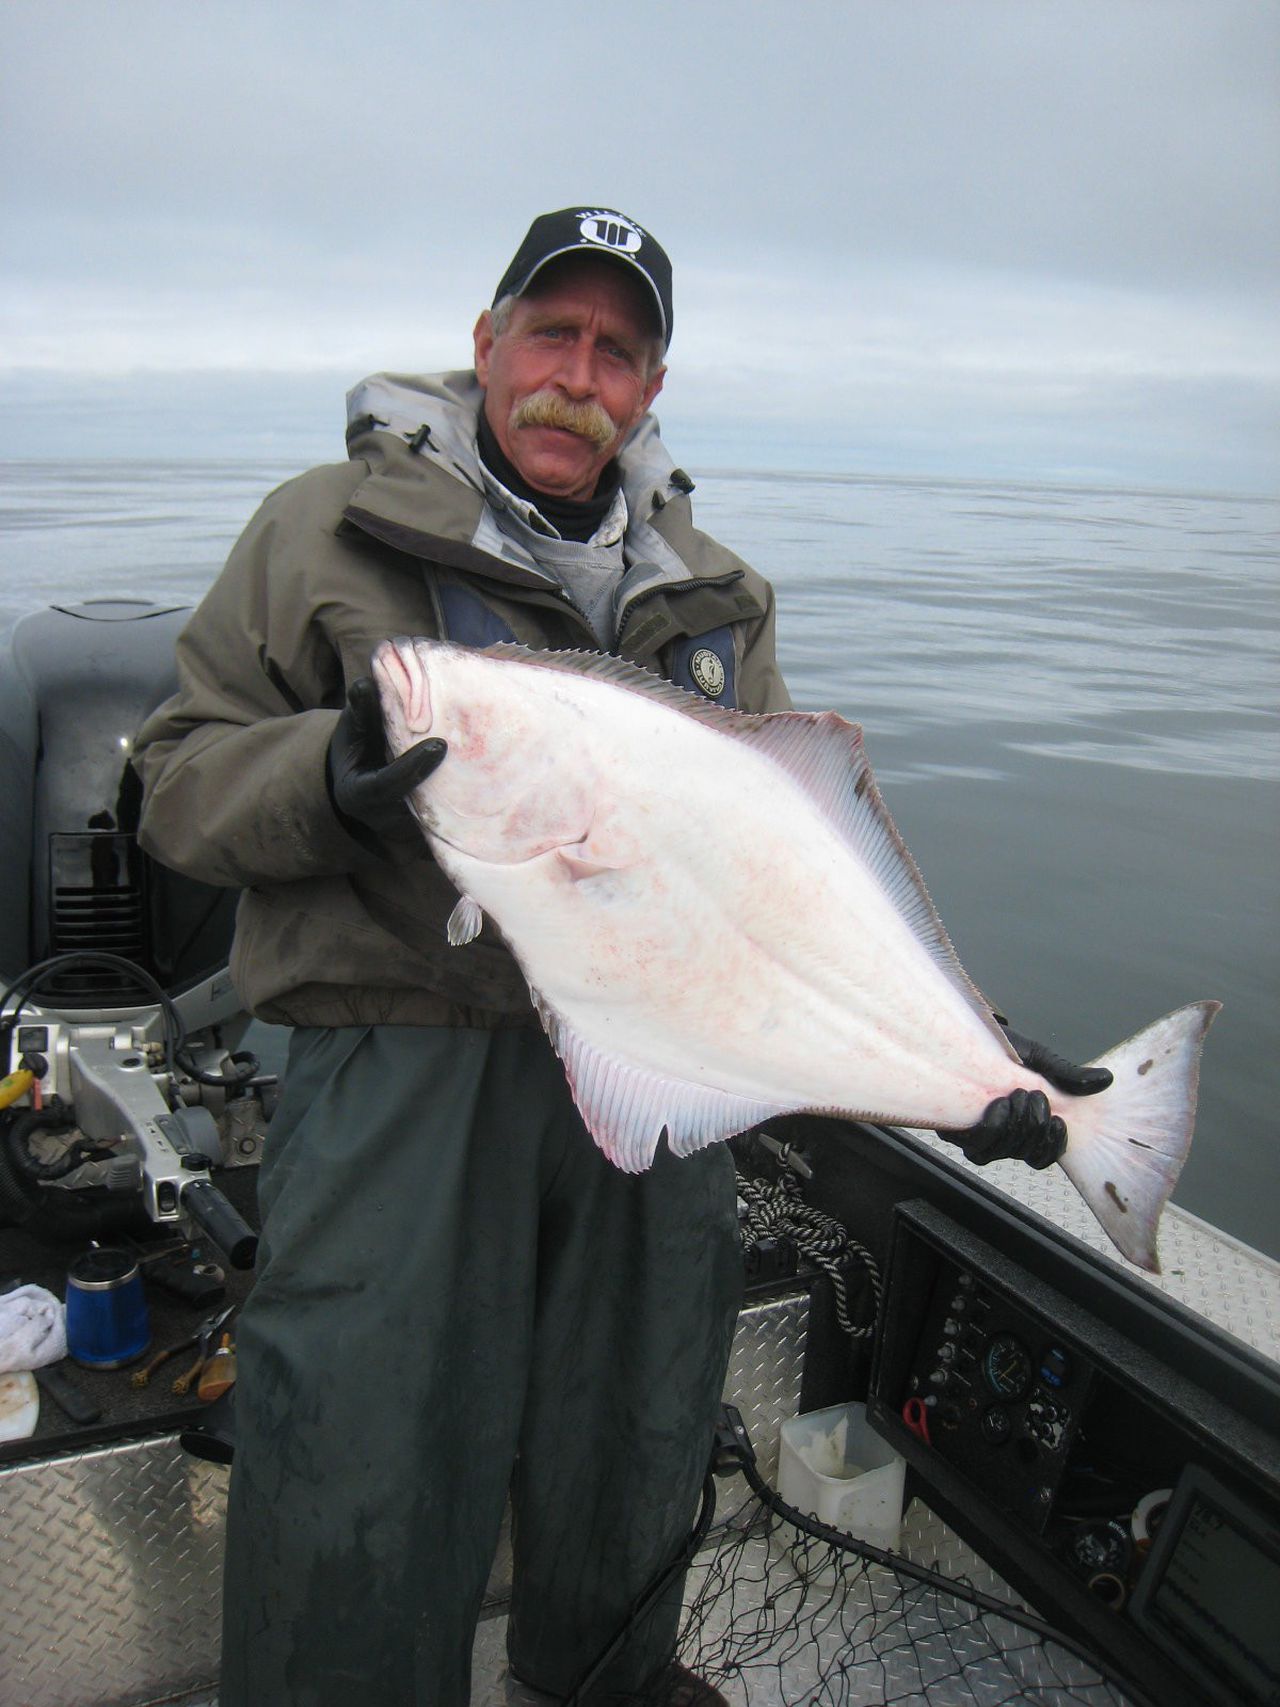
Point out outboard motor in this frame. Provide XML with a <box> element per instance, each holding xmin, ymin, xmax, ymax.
<box><xmin>0</xmin><ymin>600</ymin><xmax>258</xmax><ymax>1266</ymax></box>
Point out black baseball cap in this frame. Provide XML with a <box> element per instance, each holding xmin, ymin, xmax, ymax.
<box><xmin>492</xmin><ymin>207</ymin><xmax>673</xmax><ymax>349</ymax></box>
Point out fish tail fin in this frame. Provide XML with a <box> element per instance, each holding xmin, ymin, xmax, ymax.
<box><xmin>1056</xmin><ymin>1000</ymin><xmax>1221</xmax><ymax>1273</ymax></box>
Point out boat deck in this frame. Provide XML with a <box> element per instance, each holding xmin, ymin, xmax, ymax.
<box><xmin>4</xmin><ymin>1140</ymin><xmax>1276</xmax><ymax>1707</ymax></box>
<box><xmin>153</xmin><ymin>1494</ymin><xmax>1134</xmax><ymax>1706</ymax></box>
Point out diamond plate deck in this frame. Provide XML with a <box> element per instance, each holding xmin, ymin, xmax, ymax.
<box><xmin>721</xmin><ymin>1288</ymin><xmax>809</xmax><ymax>1488</ymax></box>
<box><xmin>0</xmin><ymin>1437</ymin><xmax>224</xmax><ymax>1707</ymax></box>
<box><xmin>0</xmin><ymin>1438</ymin><xmax>1139</xmax><ymax>1706</ymax></box>
<box><xmin>142</xmin><ymin>1498</ymin><xmax>1136</xmax><ymax>1707</ymax></box>
<box><xmin>0</xmin><ymin>1289</ymin><xmax>811</xmax><ymax>1707</ymax></box>
<box><xmin>467</xmin><ymin>1497</ymin><xmax>1134</xmax><ymax>1706</ymax></box>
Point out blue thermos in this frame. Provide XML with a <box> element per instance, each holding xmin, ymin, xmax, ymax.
<box><xmin>65</xmin><ymin>1247</ymin><xmax>151</xmax><ymax>1369</ymax></box>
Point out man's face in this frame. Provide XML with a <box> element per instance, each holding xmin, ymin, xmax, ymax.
<box><xmin>474</xmin><ymin>257</ymin><xmax>666</xmax><ymax>502</ymax></box>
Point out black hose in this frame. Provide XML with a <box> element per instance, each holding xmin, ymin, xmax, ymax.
<box><xmin>4</xmin><ymin>1102</ymin><xmax>114</xmax><ymax>1182</ymax></box>
<box><xmin>0</xmin><ymin>1107</ymin><xmax>147</xmax><ymax>1241</ymax></box>
<box><xmin>5</xmin><ymin>1107</ymin><xmax>61</xmax><ymax>1182</ymax></box>
<box><xmin>0</xmin><ymin>1117</ymin><xmax>38</xmax><ymax>1228</ymax></box>
<box><xmin>563</xmin><ymin>1472</ymin><xmax>719</xmax><ymax>1705</ymax></box>
<box><xmin>0</xmin><ymin>1105</ymin><xmax>74</xmax><ymax>1224</ymax></box>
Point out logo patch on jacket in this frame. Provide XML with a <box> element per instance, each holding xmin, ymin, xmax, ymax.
<box><xmin>689</xmin><ymin>646</ymin><xmax>727</xmax><ymax>699</ymax></box>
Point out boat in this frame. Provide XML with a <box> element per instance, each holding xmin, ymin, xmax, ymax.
<box><xmin>1</xmin><ymin>599</ymin><xmax>1277</xmax><ymax>1706</ymax></box>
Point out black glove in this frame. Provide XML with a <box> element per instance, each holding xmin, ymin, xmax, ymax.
<box><xmin>326</xmin><ymin>677</ymin><xmax>446</xmax><ymax>844</ymax></box>
<box><xmin>938</xmin><ymin>1024</ymin><xmax>1113</xmax><ymax>1171</ymax></box>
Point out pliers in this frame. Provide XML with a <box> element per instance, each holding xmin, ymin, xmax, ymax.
<box><xmin>172</xmin><ymin>1304</ymin><xmax>237</xmax><ymax>1397</ymax></box>
<box><xmin>129</xmin><ymin>1304</ymin><xmax>235</xmax><ymax>1392</ymax></box>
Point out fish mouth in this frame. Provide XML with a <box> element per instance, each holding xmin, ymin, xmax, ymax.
<box><xmin>372</xmin><ymin>636</ymin><xmax>433</xmax><ymax>736</ymax></box>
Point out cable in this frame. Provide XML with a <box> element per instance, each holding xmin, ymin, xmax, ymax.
<box><xmin>562</xmin><ymin>1474</ymin><xmax>719</xmax><ymax>1705</ymax></box>
<box><xmin>1</xmin><ymin>951</ymin><xmax>258</xmax><ymax>1088</ymax></box>
<box><xmin>0</xmin><ymin>951</ymin><xmax>185</xmax><ymax>1075</ymax></box>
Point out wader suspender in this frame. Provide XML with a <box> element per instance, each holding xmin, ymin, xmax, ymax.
<box><xmin>433</xmin><ymin>577</ymin><xmax>740</xmax><ymax>709</ymax></box>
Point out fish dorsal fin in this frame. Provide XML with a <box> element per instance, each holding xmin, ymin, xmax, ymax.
<box><xmin>476</xmin><ymin>641</ymin><xmax>753</xmax><ymax>729</ymax></box>
<box><xmin>735</xmin><ymin>711</ymin><xmax>1006</xmax><ymax>1037</ymax></box>
<box><xmin>533</xmin><ymin>991</ymin><xmax>786</xmax><ymax>1172</ymax></box>
<box><xmin>477</xmin><ymin>642</ymin><xmax>1007</xmax><ymax>1044</ymax></box>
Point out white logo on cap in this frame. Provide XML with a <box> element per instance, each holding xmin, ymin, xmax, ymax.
<box><xmin>577</xmin><ymin>210</ymin><xmax>644</xmax><ymax>255</ymax></box>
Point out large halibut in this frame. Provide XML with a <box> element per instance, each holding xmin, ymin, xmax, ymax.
<box><xmin>372</xmin><ymin>636</ymin><xmax>1219</xmax><ymax>1272</ymax></box>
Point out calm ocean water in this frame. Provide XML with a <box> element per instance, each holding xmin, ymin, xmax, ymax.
<box><xmin>1</xmin><ymin>386</ymin><xmax>1276</xmax><ymax>1260</ymax></box>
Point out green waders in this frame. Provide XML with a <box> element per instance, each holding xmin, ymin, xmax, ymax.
<box><xmin>219</xmin><ymin>1025</ymin><xmax>743</xmax><ymax>1706</ymax></box>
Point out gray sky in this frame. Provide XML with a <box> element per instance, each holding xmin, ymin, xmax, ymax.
<box><xmin>3</xmin><ymin>0</ymin><xmax>1277</xmax><ymax>490</ymax></box>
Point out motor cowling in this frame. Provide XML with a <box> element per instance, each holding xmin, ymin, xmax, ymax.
<box><xmin>0</xmin><ymin>598</ymin><xmax>238</xmax><ymax>1005</ymax></box>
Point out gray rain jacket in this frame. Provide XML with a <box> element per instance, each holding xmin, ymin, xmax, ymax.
<box><xmin>134</xmin><ymin>371</ymin><xmax>791</xmax><ymax>1029</ymax></box>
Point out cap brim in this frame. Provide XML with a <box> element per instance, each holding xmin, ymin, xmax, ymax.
<box><xmin>506</xmin><ymin>244</ymin><xmax>668</xmax><ymax>347</ymax></box>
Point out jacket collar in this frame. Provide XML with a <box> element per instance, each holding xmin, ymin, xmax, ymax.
<box><xmin>340</xmin><ymin>370</ymin><xmax>706</xmax><ymax>599</ymax></box>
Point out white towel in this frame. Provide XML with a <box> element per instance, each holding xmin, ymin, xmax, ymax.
<box><xmin>0</xmin><ymin>1284</ymin><xmax>68</xmax><ymax>1373</ymax></box>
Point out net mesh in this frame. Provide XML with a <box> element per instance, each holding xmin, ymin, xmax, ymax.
<box><xmin>671</xmin><ymin>1483</ymin><xmax>1137</xmax><ymax>1706</ymax></box>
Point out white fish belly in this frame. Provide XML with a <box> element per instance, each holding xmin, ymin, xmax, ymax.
<box><xmin>434</xmin><ymin>700</ymin><xmax>1017</xmax><ymax>1131</ymax></box>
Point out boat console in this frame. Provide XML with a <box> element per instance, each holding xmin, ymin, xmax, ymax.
<box><xmin>870</xmin><ymin>1193</ymin><xmax>1280</xmax><ymax>1707</ymax></box>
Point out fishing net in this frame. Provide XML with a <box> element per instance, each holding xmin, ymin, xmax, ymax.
<box><xmin>673</xmin><ymin>1483</ymin><xmax>1137</xmax><ymax>1705</ymax></box>
<box><xmin>567</xmin><ymin>1173</ymin><xmax>1137</xmax><ymax>1703</ymax></box>
<box><xmin>568</xmin><ymin>1409</ymin><xmax>1139</xmax><ymax>1707</ymax></box>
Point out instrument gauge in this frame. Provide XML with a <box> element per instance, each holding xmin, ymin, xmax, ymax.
<box><xmin>1066</xmin><ymin>1519</ymin><xmax>1132</xmax><ymax>1578</ymax></box>
<box><xmin>980</xmin><ymin>1405</ymin><xmax>1012</xmax><ymax>1445</ymax></box>
<box><xmin>982</xmin><ymin>1332</ymin><xmax>1033</xmax><ymax>1401</ymax></box>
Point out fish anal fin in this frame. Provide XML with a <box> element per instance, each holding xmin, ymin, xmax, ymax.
<box><xmin>446</xmin><ymin>895</ymin><xmax>485</xmax><ymax>946</ymax></box>
<box><xmin>531</xmin><ymin>992</ymin><xmax>786</xmax><ymax>1172</ymax></box>
<box><xmin>1056</xmin><ymin>1000</ymin><xmax>1221</xmax><ymax>1272</ymax></box>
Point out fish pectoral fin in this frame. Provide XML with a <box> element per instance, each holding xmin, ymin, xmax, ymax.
<box><xmin>446</xmin><ymin>895</ymin><xmax>485</xmax><ymax>946</ymax></box>
<box><xmin>530</xmin><ymin>991</ymin><xmax>786</xmax><ymax>1173</ymax></box>
<box><xmin>554</xmin><ymin>839</ymin><xmax>627</xmax><ymax>882</ymax></box>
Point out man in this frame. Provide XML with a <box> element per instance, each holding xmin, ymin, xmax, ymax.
<box><xmin>134</xmin><ymin>206</ymin><xmax>1107</xmax><ymax>1705</ymax></box>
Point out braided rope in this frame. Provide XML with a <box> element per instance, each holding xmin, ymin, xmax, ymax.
<box><xmin>737</xmin><ymin>1169</ymin><xmax>882</xmax><ymax>1339</ymax></box>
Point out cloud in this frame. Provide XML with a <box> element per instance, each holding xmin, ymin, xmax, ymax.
<box><xmin>2</xmin><ymin>0</ymin><xmax>1277</xmax><ymax>490</ymax></box>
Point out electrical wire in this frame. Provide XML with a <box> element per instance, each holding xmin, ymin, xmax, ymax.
<box><xmin>0</xmin><ymin>951</ymin><xmax>258</xmax><ymax>1088</ymax></box>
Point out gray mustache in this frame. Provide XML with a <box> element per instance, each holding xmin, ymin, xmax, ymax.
<box><xmin>510</xmin><ymin>391</ymin><xmax>617</xmax><ymax>451</ymax></box>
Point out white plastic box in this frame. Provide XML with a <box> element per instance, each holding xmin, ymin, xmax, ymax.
<box><xmin>777</xmin><ymin>1401</ymin><xmax>906</xmax><ymax>1552</ymax></box>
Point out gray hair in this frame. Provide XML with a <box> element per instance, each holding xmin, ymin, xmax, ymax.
<box><xmin>488</xmin><ymin>291</ymin><xmax>665</xmax><ymax>379</ymax></box>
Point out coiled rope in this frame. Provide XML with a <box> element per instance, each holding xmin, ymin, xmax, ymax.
<box><xmin>736</xmin><ymin>1169</ymin><xmax>882</xmax><ymax>1340</ymax></box>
